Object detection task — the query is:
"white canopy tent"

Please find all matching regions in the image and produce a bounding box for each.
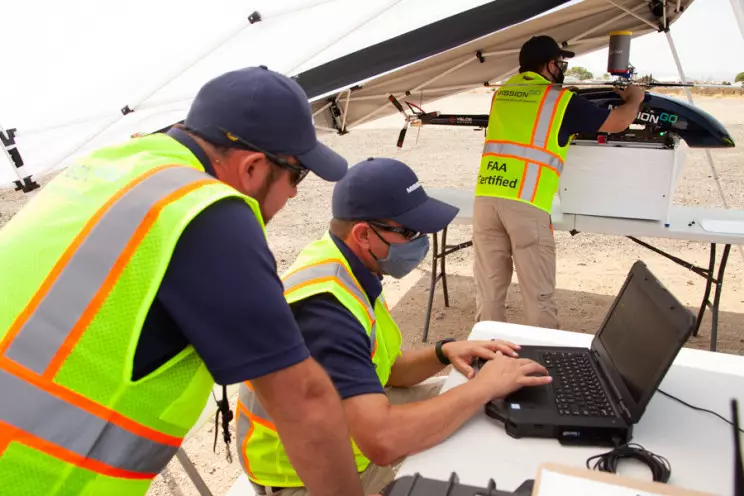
[6,0,743,194]
[0,0,568,189]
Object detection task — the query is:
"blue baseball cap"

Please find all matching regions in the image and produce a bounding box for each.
[184,66,347,181]
[332,157,459,233]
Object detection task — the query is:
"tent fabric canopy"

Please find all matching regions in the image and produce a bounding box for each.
[309,0,695,133]
[1,0,695,188]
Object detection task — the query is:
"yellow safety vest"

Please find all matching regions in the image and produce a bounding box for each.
[0,133,265,495]
[236,233,403,487]
[475,71,574,213]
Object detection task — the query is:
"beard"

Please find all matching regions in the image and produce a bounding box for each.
[253,166,279,224]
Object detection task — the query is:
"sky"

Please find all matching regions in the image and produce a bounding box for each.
[570,0,744,81]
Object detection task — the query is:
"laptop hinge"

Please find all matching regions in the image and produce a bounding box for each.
[591,350,631,422]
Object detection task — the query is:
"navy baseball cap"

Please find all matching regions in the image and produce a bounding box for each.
[332,158,459,233]
[519,35,575,70]
[184,66,347,181]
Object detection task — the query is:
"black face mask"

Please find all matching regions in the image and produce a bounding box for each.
[548,60,567,84]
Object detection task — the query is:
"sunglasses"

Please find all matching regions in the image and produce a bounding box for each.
[554,60,569,72]
[219,127,309,187]
[367,221,422,241]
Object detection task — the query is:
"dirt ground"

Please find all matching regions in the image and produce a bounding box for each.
[1,92,743,495]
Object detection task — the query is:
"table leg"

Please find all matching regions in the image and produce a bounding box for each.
[694,244,716,337]
[627,237,731,352]
[441,226,450,308]
[423,231,440,342]
[709,244,731,352]
[175,448,213,496]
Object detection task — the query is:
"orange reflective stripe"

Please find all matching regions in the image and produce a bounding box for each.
[0,165,180,358]
[531,165,543,203]
[0,419,154,480]
[238,399,276,432]
[44,177,219,378]
[530,87,551,145]
[243,380,254,391]
[544,88,567,146]
[236,401,255,479]
[0,357,182,448]
[517,160,529,198]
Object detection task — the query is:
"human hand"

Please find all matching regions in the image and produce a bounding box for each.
[473,351,552,400]
[442,339,520,379]
[614,83,645,103]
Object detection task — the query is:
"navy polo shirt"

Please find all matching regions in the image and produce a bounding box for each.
[289,233,387,400]
[131,128,310,383]
[558,93,612,146]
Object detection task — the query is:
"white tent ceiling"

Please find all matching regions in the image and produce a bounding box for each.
[310,0,695,133]
[0,0,724,189]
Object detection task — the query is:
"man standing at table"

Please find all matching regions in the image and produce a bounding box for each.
[0,66,366,495]
[473,35,645,328]
[237,157,553,495]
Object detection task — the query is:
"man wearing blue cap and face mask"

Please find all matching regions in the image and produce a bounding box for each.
[237,158,553,495]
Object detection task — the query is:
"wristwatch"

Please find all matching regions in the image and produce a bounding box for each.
[435,338,456,365]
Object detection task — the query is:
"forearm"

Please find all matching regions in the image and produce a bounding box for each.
[386,347,446,387]
[607,97,644,131]
[253,360,363,496]
[376,380,491,463]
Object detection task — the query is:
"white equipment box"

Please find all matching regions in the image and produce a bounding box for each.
[558,137,686,221]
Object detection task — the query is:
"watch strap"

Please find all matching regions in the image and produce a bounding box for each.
[435,338,455,365]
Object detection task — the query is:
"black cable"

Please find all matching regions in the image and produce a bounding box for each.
[658,389,744,434]
[586,442,672,483]
[585,389,742,483]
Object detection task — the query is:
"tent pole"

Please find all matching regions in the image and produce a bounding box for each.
[568,1,647,45]
[665,29,744,263]
[604,0,660,30]
[729,0,744,41]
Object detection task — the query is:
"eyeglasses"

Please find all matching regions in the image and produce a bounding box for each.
[218,127,309,187]
[554,60,569,72]
[367,221,422,241]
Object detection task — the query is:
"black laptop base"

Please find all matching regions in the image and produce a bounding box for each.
[484,399,632,447]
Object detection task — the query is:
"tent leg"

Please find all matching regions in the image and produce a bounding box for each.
[729,0,744,41]
[665,30,744,264]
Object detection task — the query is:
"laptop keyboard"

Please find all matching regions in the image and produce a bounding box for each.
[541,352,615,417]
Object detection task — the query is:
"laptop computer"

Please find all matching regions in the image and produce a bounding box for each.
[476,260,696,447]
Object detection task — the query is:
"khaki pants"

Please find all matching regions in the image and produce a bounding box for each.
[472,196,558,329]
[261,380,444,496]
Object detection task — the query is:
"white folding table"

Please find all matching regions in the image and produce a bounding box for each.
[422,187,744,352]
[397,322,744,496]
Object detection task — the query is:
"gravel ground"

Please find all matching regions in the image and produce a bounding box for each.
[1,92,742,496]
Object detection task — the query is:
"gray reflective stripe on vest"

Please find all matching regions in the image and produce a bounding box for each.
[4,166,212,375]
[0,367,177,474]
[519,163,541,202]
[283,261,376,354]
[532,88,563,149]
[481,142,563,174]
[237,382,274,467]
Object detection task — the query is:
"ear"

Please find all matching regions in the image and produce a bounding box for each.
[350,222,371,248]
[234,151,268,193]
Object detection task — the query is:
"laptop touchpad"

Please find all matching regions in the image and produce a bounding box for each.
[505,382,553,407]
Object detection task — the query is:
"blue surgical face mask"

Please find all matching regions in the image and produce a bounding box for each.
[369,230,430,279]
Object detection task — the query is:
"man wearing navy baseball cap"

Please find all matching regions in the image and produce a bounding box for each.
[0,65,368,495]
[237,158,552,495]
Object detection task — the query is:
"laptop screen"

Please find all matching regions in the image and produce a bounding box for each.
[595,265,693,408]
